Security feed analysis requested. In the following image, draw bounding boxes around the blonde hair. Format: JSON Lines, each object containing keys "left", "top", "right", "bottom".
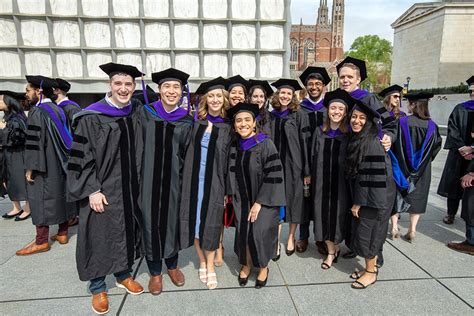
{"left": 340, "top": 63, "right": 361, "bottom": 79}
{"left": 197, "top": 89, "right": 230, "bottom": 120}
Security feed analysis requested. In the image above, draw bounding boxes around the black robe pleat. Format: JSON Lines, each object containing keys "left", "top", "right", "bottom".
{"left": 358, "top": 93, "right": 397, "bottom": 141}
{"left": 67, "top": 102, "right": 143, "bottom": 281}
{"left": 180, "top": 120, "right": 232, "bottom": 251}
{"left": 349, "top": 137, "right": 395, "bottom": 259}
{"left": 0, "top": 115, "right": 28, "bottom": 201}
{"left": 437, "top": 104, "right": 474, "bottom": 199}
{"left": 227, "top": 138, "right": 286, "bottom": 267}
{"left": 137, "top": 106, "right": 193, "bottom": 262}
{"left": 25, "top": 103, "right": 75, "bottom": 226}
{"left": 311, "top": 128, "right": 350, "bottom": 243}
{"left": 268, "top": 110, "right": 310, "bottom": 223}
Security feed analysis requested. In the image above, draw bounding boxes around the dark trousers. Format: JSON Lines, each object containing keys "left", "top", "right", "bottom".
{"left": 146, "top": 254, "right": 179, "bottom": 276}
{"left": 36, "top": 222, "right": 68, "bottom": 244}
{"left": 89, "top": 269, "right": 132, "bottom": 295}
{"left": 447, "top": 198, "right": 460, "bottom": 216}
{"left": 299, "top": 222, "right": 310, "bottom": 240}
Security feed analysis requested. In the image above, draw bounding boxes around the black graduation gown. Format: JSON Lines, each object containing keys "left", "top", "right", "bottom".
{"left": 0, "top": 114, "right": 28, "bottom": 201}
{"left": 180, "top": 120, "right": 232, "bottom": 251}
{"left": 349, "top": 137, "right": 395, "bottom": 259}
{"left": 461, "top": 161, "right": 474, "bottom": 226}
{"left": 391, "top": 115, "right": 442, "bottom": 213}
{"left": 357, "top": 93, "right": 397, "bottom": 141}
{"left": 437, "top": 103, "right": 474, "bottom": 199}
{"left": 137, "top": 106, "right": 193, "bottom": 262}
{"left": 311, "top": 128, "right": 350, "bottom": 243}
{"left": 67, "top": 100, "right": 143, "bottom": 281}
{"left": 25, "top": 102, "right": 74, "bottom": 226}
{"left": 227, "top": 138, "right": 286, "bottom": 267}
{"left": 268, "top": 110, "right": 310, "bottom": 223}
{"left": 58, "top": 99, "right": 82, "bottom": 128}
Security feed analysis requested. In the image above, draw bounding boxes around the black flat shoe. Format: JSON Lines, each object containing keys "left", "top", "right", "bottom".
{"left": 15, "top": 212, "right": 31, "bottom": 222}
{"left": 272, "top": 244, "right": 281, "bottom": 262}
{"left": 255, "top": 268, "right": 269, "bottom": 289}
{"left": 285, "top": 240, "right": 295, "bottom": 256}
{"left": 2, "top": 210, "right": 23, "bottom": 219}
{"left": 342, "top": 250, "right": 357, "bottom": 259}
{"left": 238, "top": 269, "right": 249, "bottom": 287}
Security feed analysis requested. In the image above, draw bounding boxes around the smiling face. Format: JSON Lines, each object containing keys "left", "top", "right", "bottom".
{"left": 389, "top": 93, "right": 401, "bottom": 108}
{"left": 109, "top": 74, "right": 136, "bottom": 107}
{"left": 206, "top": 88, "right": 225, "bottom": 116}
{"left": 328, "top": 101, "right": 347, "bottom": 126}
{"left": 234, "top": 111, "right": 256, "bottom": 139}
{"left": 306, "top": 78, "right": 324, "bottom": 100}
{"left": 338, "top": 67, "right": 361, "bottom": 93}
{"left": 350, "top": 109, "right": 367, "bottom": 133}
{"left": 278, "top": 88, "right": 293, "bottom": 107}
{"left": 160, "top": 80, "right": 182, "bottom": 108}
{"left": 250, "top": 87, "right": 266, "bottom": 109}
{"left": 229, "top": 86, "right": 246, "bottom": 107}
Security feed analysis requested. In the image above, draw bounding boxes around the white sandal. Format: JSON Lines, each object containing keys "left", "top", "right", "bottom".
{"left": 199, "top": 267, "right": 207, "bottom": 283}
{"left": 206, "top": 272, "right": 218, "bottom": 290}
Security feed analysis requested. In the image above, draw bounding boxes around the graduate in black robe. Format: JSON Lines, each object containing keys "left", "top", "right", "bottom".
{"left": 67, "top": 63, "right": 145, "bottom": 314}
{"left": 226, "top": 103, "right": 285, "bottom": 289}
{"left": 268, "top": 79, "right": 311, "bottom": 257}
{"left": 437, "top": 76, "right": 474, "bottom": 224}
{"left": 297, "top": 66, "right": 331, "bottom": 255}
{"left": 389, "top": 92, "right": 442, "bottom": 243}
{"left": 0, "top": 91, "right": 31, "bottom": 221}
{"left": 54, "top": 78, "right": 82, "bottom": 127}
{"left": 16, "top": 76, "right": 75, "bottom": 256}
{"left": 248, "top": 79, "right": 273, "bottom": 135}
{"left": 179, "top": 77, "right": 232, "bottom": 290}
{"left": 227, "top": 75, "right": 248, "bottom": 107}
{"left": 345, "top": 100, "right": 395, "bottom": 289}
{"left": 311, "top": 89, "right": 354, "bottom": 269}
{"left": 137, "top": 68, "right": 193, "bottom": 295}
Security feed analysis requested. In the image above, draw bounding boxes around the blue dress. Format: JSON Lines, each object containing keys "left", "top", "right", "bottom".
{"left": 195, "top": 132, "right": 211, "bottom": 238}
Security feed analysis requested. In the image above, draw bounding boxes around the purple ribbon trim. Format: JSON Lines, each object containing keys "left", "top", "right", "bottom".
{"left": 239, "top": 132, "right": 268, "bottom": 151}
{"left": 400, "top": 116, "right": 436, "bottom": 171}
{"left": 462, "top": 100, "right": 474, "bottom": 110}
{"left": 37, "top": 102, "right": 72, "bottom": 150}
{"left": 271, "top": 109, "right": 290, "bottom": 118}
{"left": 57, "top": 99, "right": 81, "bottom": 109}
{"left": 152, "top": 100, "right": 188, "bottom": 122}
{"left": 349, "top": 89, "right": 369, "bottom": 100}
{"left": 301, "top": 98, "right": 324, "bottom": 111}
{"left": 206, "top": 113, "right": 226, "bottom": 123}
{"left": 85, "top": 100, "right": 132, "bottom": 117}
{"left": 325, "top": 128, "right": 343, "bottom": 138}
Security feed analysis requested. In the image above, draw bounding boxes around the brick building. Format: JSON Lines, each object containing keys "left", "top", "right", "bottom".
{"left": 290, "top": 0, "right": 344, "bottom": 82}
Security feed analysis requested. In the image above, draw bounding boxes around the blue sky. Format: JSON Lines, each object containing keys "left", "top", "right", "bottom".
{"left": 291, "top": 0, "right": 436, "bottom": 51}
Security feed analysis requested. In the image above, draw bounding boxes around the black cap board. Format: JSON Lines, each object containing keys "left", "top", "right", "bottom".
{"left": 55, "top": 78, "right": 72, "bottom": 92}
{"left": 151, "top": 68, "right": 189, "bottom": 86}
{"left": 227, "top": 102, "right": 260, "bottom": 119}
{"left": 323, "top": 88, "right": 355, "bottom": 111}
{"left": 0, "top": 90, "right": 26, "bottom": 101}
{"left": 336, "top": 56, "right": 367, "bottom": 82}
{"left": 378, "top": 84, "right": 403, "bottom": 98}
{"left": 227, "top": 75, "right": 249, "bottom": 91}
{"left": 466, "top": 76, "right": 474, "bottom": 87}
{"left": 248, "top": 79, "right": 274, "bottom": 97}
{"left": 133, "top": 85, "right": 159, "bottom": 104}
{"left": 195, "top": 77, "right": 229, "bottom": 95}
{"left": 99, "top": 62, "right": 143, "bottom": 78}
{"left": 25, "top": 75, "right": 58, "bottom": 89}
{"left": 405, "top": 92, "right": 434, "bottom": 100}
{"left": 299, "top": 66, "right": 331, "bottom": 85}
{"left": 271, "top": 78, "right": 302, "bottom": 91}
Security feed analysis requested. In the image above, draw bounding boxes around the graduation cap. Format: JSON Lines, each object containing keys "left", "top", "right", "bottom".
{"left": 195, "top": 77, "right": 229, "bottom": 95}
{"left": 151, "top": 68, "right": 189, "bottom": 86}
{"left": 248, "top": 79, "right": 274, "bottom": 97}
{"left": 378, "top": 84, "right": 403, "bottom": 98}
{"left": 133, "top": 85, "right": 159, "bottom": 104}
{"left": 99, "top": 62, "right": 143, "bottom": 78}
{"left": 466, "top": 76, "right": 474, "bottom": 89}
{"left": 271, "top": 78, "right": 302, "bottom": 91}
{"left": 55, "top": 78, "right": 71, "bottom": 92}
{"left": 405, "top": 92, "right": 434, "bottom": 101}
{"left": 299, "top": 66, "right": 331, "bottom": 86}
{"left": 227, "top": 75, "right": 249, "bottom": 91}
{"left": 336, "top": 56, "right": 367, "bottom": 82}
{"left": 323, "top": 88, "right": 355, "bottom": 111}
{"left": 0, "top": 90, "right": 26, "bottom": 101}
{"left": 25, "top": 75, "right": 58, "bottom": 89}
{"left": 227, "top": 102, "right": 260, "bottom": 120}
{"left": 352, "top": 99, "right": 380, "bottom": 119}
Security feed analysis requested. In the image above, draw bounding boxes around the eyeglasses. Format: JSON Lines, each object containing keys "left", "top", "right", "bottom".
{"left": 391, "top": 95, "right": 401, "bottom": 99}
{"left": 307, "top": 82, "right": 324, "bottom": 88}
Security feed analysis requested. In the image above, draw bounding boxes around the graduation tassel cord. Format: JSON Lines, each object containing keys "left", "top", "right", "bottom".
{"left": 140, "top": 75, "right": 150, "bottom": 108}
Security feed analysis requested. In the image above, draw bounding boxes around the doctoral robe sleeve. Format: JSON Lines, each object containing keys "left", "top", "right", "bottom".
{"left": 66, "top": 115, "right": 101, "bottom": 201}
{"left": 226, "top": 145, "right": 236, "bottom": 196}
{"left": 432, "top": 126, "right": 442, "bottom": 160}
{"left": 256, "top": 140, "right": 286, "bottom": 207}
{"left": 0, "top": 119, "right": 26, "bottom": 147}
{"left": 352, "top": 139, "right": 388, "bottom": 209}
{"left": 24, "top": 108, "right": 47, "bottom": 173}
{"left": 365, "top": 94, "right": 397, "bottom": 141}
{"left": 298, "top": 111, "right": 311, "bottom": 177}
{"left": 444, "top": 105, "right": 467, "bottom": 150}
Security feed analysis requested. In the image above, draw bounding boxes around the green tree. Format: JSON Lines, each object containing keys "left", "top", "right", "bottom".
{"left": 345, "top": 35, "right": 392, "bottom": 91}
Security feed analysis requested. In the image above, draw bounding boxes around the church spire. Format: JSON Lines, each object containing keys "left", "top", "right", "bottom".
{"left": 317, "top": 0, "right": 329, "bottom": 26}
{"left": 331, "top": 0, "right": 344, "bottom": 60}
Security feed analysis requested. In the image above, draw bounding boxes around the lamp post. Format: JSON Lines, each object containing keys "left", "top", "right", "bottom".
{"left": 406, "top": 76, "right": 411, "bottom": 92}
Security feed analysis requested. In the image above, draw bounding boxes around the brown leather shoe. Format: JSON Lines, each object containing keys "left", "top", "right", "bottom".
{"left": 296, "top": 239, "right": 308, "bottom": 253}
{"left": 115, "top": 277, "right": 144, "bottom": 295}
{"left": 51, "top": 234, "right": 68, "bottom": 244}
{"left": 92, "top": 292, "right": 109, "bottom": 315}
{"left": 16, "top": 241, "right": 50, "bottom": 256}
{"left": 168, "top": 268, "right": 185, "bottom": 287}
{"left": 148, "top": 275, "right": 163, "bottom": 295}
{"left": 447, "top": 241, "right": 474, "bottom": 255}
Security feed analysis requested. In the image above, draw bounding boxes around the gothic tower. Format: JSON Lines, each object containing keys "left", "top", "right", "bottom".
{"left": 316, "top": 0, "right": 329, "bottom": 27}
{"left": 330, "top": 0, "right": 344, "bottom": 60}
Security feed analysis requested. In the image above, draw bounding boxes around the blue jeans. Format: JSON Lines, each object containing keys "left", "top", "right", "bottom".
{"left": 467, "top": 223, "right": 474, "bottom": 245}
{"left": 146, "top": 254, "right": 179, "bottom": 276}
{"left": 89, "top": 269, "right": 132, "bottom": 295}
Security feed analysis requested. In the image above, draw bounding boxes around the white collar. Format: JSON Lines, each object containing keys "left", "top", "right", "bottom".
{"left": 163, "top": 104, "right": 179, "bottom": 113}
{"left": 57, "top": 96, "right": 69, "bottom": 105}
{"left": 36, "top": 98, "right": 52, "bottom": 105}
{"left": 305, "top": 95, "right": 323, "bottom": 104}
{"left": 105, "top": 94, "right": 130, "bottom": 109}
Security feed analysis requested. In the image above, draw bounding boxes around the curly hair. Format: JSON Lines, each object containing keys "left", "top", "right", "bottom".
{"left": 270, "top": 89, "right": 300, "bottom": 112}
{"left": 345, "top": 116, "right": 378, "bottom": 178}
{"left": 197, "top": 89, "right": 230, "bottom": 120}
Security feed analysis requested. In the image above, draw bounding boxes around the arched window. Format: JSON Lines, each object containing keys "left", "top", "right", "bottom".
{"left": 290, "top": 39, "right": 298, "bottom": 62}
{"left": 303, "top": 39, "right": 314, "bottom": 64}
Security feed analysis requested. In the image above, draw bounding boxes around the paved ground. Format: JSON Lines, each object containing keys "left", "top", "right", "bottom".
{"left": 0, "top": 140, "right": 473, "bottom": 315}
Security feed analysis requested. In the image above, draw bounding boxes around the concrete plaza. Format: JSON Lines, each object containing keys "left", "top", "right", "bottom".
{"left": 0, "top": 140, "right": 472, "bottom": 315}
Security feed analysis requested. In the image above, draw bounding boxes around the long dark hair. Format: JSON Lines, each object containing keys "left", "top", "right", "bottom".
{"left": 345, "top": 116, "right": 378, "bottom": 177}
{"left": 2, "top": 95, "right": 27, "bottom": 122}
{"left": 247, "top": 85, "right": 270, "bottom": 127}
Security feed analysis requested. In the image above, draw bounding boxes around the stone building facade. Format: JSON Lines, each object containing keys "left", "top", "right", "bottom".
{"left": 391, "top": 1, "right": 474, "bottom": 90}
{"left": 289, "top": 0, "right": 344, "bottom": 79}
